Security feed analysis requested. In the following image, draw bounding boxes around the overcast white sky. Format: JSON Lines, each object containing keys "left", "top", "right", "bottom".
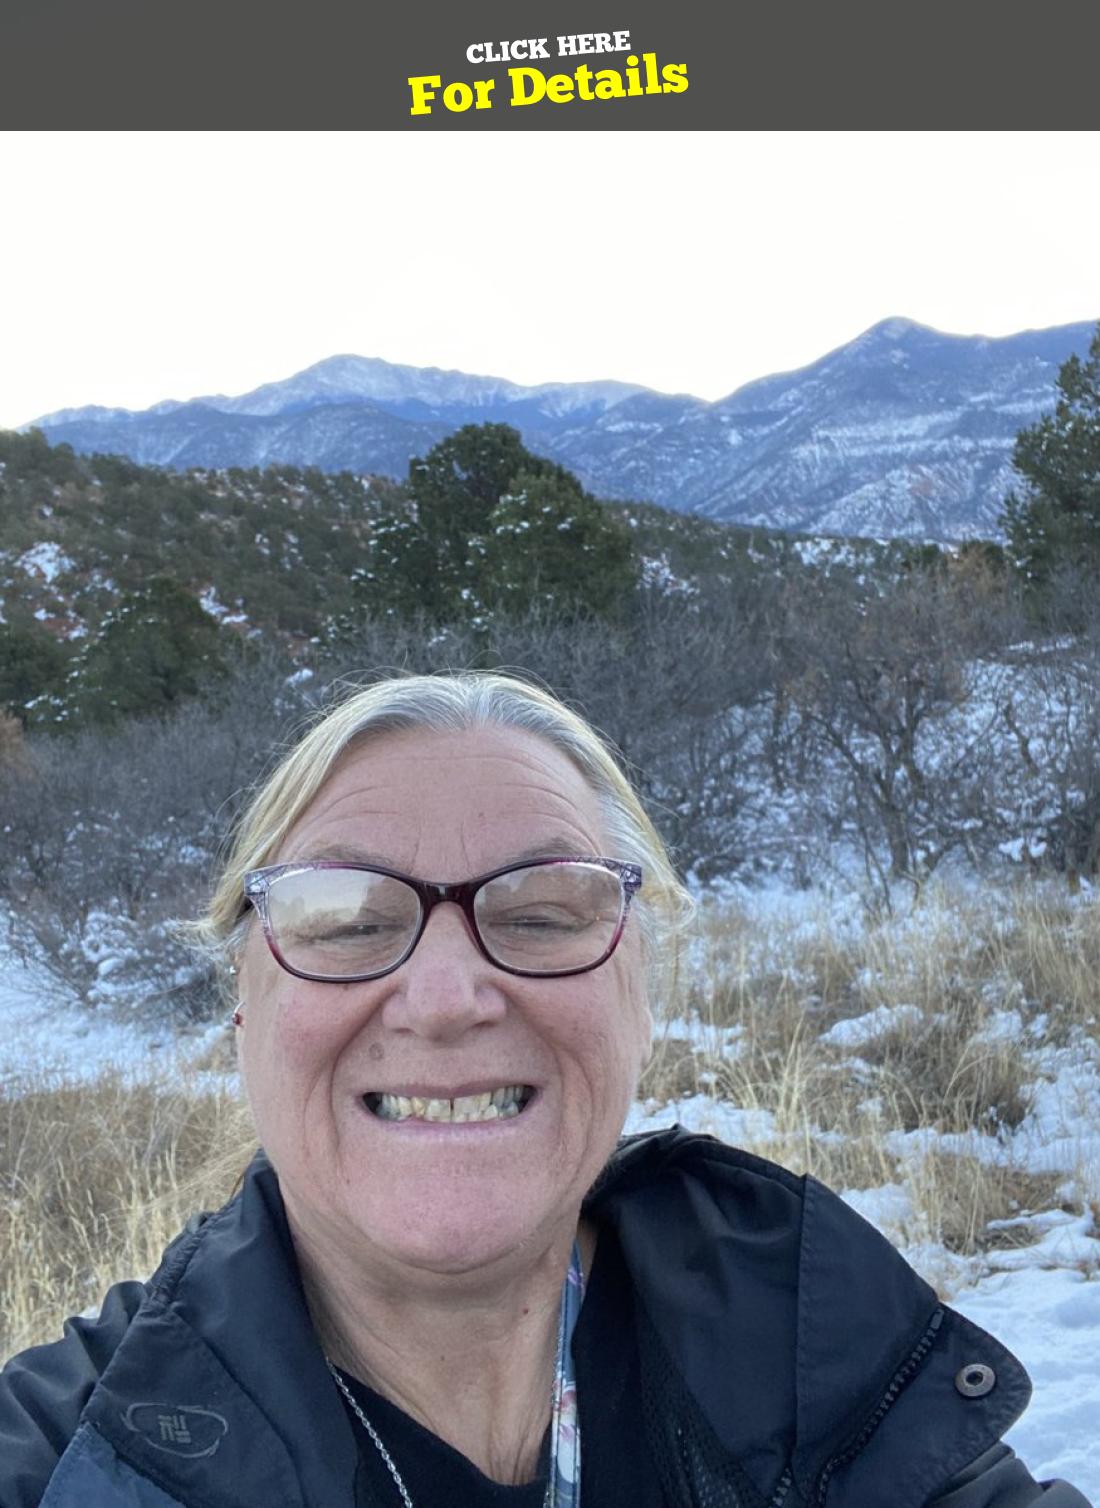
{"left": 4, "top": 131, "right": 1098, "bottom": 428}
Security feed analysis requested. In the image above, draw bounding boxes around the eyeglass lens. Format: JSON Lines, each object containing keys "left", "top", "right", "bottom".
{"left": 264, "top": 862, "right": 627, "bottom": 979}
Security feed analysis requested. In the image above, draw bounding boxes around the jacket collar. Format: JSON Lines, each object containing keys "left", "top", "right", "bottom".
{"left": 83, "top": 1129, "right": 1031, "bottom": 1508}
{"left": 585, "top": 1127, "right": 1031, "bottom": 1507}
{"left": 84, "top": 1153, "right": 358, "bottom": 1508}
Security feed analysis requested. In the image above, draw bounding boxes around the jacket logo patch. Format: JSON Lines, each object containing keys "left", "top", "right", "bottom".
{"left": 123, "top": 1402, "right": 229, "bottom": 1458}
{"left": 159, "top": 1413, "right": 193, "bottom": 1444}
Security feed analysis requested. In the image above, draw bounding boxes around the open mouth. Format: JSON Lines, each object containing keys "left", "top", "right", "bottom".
{"left": 363, "top": 1086, "right": 535, "bottom": 1124}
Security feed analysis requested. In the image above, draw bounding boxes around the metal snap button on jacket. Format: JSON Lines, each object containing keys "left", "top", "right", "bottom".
{"left": 955, "top": 1363, "right": 996, "bottom": 1397}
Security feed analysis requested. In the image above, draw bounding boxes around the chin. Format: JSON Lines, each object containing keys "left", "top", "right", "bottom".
{"left": 345, "top": 1179, "right": 572, "bottom": 1277}
{"left": 369, "top": 1212, "right": 544, "bottom": 1276}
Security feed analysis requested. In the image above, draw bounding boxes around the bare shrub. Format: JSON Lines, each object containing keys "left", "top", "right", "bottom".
{"left": 0, "top": 646, "right": 305, "bottom": 1016}
{"left": 772, "top": 567, "right": 1018, "bottom": 902}
{"left": 1001, "top": 607, "right": 1100, "bottom": 887}
{"left": 327, "top": 595, "right": 778, "bottom": 880}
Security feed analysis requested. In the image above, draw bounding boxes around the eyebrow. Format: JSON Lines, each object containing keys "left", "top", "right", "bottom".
{"left": 511, "top": 841, "right": 597, "bottom": 863}
{"left": 293, "top": 840, "right": 598, "bottom": 871}
{"left": 296, "top": 843, "right": 398, "bottom": 866}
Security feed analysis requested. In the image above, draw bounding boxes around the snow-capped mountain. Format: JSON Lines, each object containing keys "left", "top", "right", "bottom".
{"left": 553, "top": 318, "right": 1098, "bottom": 538}
{"left": 28, "top": 319, "right": 1096, "bottom": 540}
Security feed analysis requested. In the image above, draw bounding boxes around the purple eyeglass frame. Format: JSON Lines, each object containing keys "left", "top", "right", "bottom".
{"left": 241, "top": 855, "right": 643, "bottom": 983}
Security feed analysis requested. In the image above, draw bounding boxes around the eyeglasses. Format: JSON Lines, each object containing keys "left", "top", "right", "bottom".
{"left": 242, "top": 857, "right": 643, "bottom": 982}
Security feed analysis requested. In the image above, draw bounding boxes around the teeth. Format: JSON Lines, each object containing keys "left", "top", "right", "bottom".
{"left": 372, "top": 1085, "right": 529, "bottom": 1123}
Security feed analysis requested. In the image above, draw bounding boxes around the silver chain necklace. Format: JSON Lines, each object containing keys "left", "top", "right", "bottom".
{"left": 326, "top": 1360, "right": 417, "bottom": 1508}
{"left": 326, "top": 1357, "right": 552, "bottom": 1508}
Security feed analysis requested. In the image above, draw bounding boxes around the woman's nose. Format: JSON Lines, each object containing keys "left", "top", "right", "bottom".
{"left": 378, "top": 902, "right": 507, "bottom": 1040}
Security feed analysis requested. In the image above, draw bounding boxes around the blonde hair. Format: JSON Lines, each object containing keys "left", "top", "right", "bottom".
{"left": 197, "top": 671, "right": 693, "bottom": 1003}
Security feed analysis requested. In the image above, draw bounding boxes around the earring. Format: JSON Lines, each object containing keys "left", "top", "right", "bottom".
{"left": 231, "top": 1008, "right": 244, "bottom": 1028}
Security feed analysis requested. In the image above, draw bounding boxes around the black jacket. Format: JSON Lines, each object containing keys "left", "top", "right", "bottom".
{"left": 0, "top": 1128, "right": 1092, "bottom": 1507}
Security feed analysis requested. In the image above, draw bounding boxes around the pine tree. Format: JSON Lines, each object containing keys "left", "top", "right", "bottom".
{"left": 352, "top": 424, "right": 637, "bottom": 627}
{"left": 0, "top": 622, "right": 70, "bottom": 726}
{"left": 1001, "top": 323, "right": 1100, "bottom": 600}
{"left": 66, "top": 576, "right": 228, "bottom": 724}
{"left": 483, "top": 470, "right": 637, "bottom": 621}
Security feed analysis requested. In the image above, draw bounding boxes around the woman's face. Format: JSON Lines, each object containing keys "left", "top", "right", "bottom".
{"left": 236, "top": 725, "right": 652, "bottom": 1278}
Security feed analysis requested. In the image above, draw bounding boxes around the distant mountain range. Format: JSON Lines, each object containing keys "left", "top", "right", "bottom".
{"left": 28, "top": 318, "right": 1097, "bottom": 540}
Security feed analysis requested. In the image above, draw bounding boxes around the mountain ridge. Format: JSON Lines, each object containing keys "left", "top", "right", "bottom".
{"left": 27, "top": 318, "right": 1097, "bottom": 540}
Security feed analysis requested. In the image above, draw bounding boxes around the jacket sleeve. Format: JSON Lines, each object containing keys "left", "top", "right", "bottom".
{"left": 0, "top": 1280, "right": 148, "bottom": 1508}
{"left": 928, "top": 1444, "right": 1094, "bottom": 1508}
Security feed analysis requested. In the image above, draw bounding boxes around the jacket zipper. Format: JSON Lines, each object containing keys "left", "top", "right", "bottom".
{"left": 812, "top": 1306, "right": 945, "bottom": 1507}
{"left": 769, "top": 1466, "right": 794, "bottom": 1506}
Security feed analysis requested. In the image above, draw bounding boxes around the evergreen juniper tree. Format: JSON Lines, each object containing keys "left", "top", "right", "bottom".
{"left": 1001, "top": 322, "right": 1100, "bottom": 604}
{"left": 0, "top": 622, "right": 71, "bottom": 727}
{"left": 482, "top": 470, "right": 637, "bottom": 621}
{"left": 64, "top": 576, "right": 228, "bottom": 725}
{"left": 353, "top": 423, "right": 637, "bottom": 627}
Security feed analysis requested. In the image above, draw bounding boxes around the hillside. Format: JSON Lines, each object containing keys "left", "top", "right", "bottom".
{"left": 0, "top": 428, "right": 920, "bottom": 656}
{"left": 0, "top": 432, "right": 401, "bottom": 641}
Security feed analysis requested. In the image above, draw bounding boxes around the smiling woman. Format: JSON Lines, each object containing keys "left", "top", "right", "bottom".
{"left": 0, "top": 673, "right": 1092, "bottom": 1508}
{"left": 232, "top": 721, "right": 655, "bottom": 1295}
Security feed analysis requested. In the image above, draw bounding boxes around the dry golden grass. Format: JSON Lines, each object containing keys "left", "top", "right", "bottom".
{"left": 909, "top": 1154, "right": 1069, "bottom": 1256}
{"left": 0, "top": 1065, "right": 251, "bottom": 1359}
{"left": 643, "top": 881, "right": 1100, "bottom": 1281}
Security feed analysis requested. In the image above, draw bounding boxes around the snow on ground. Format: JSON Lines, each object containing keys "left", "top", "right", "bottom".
{"left": 818, "top": 1001, "right": 924, "bottom": 1048}
{"left": 17, "top": 541, "right": 74, "bottom": 584}
{"left": 0, "top": 946, "right": 227, "bottom": 1088}
{"left": 953, "top": 1268, "right": 1100, "bottom": 1497}
{"left": 625, "top": 1090, "right": 778, "bottom": 1148}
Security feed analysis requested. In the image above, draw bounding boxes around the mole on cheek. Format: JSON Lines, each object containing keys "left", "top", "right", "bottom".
{"left": 368, "top": 1043, "right": 385, "bottom": 1062}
